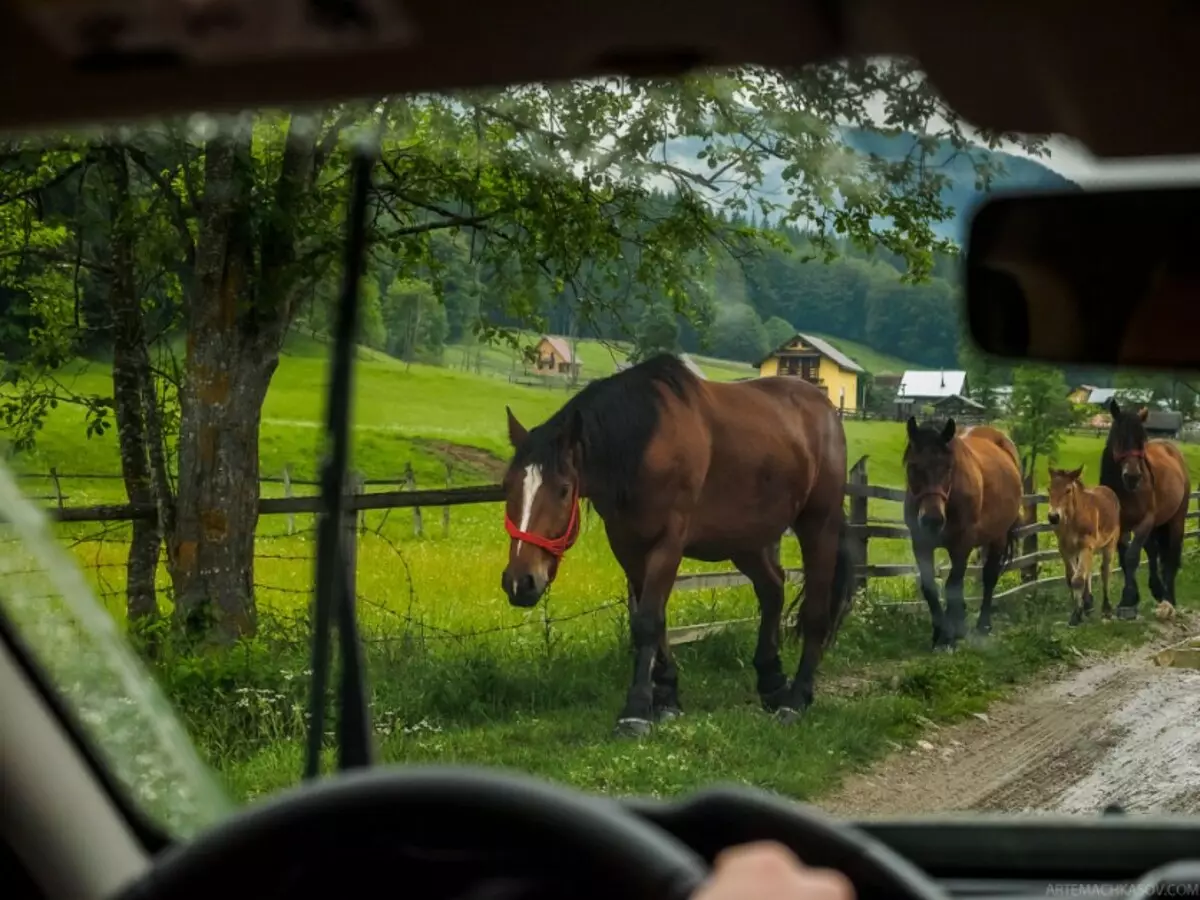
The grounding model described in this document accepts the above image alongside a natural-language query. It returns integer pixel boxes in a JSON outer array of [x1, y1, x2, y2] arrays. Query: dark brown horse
[[500, 354, 855, 736], [903, 419, 1023, 650], [1101, 399, 1191, 620]]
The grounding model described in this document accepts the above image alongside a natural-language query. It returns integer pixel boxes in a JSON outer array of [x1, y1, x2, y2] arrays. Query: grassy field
[[3, 334, 1199, 817]]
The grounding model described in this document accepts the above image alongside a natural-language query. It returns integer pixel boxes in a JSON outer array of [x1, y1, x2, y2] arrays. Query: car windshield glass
[[1, 59, 1198, 840]]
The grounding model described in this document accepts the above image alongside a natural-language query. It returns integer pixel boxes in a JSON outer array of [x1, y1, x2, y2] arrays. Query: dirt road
[[821, 619, 1200, 817]]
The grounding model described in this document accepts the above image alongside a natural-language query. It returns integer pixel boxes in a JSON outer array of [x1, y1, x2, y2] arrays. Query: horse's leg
[[1145, 529, 1166, 603], [1160, 520, 1184, 608], [914, 543, 948, 650], [731, 548, 788, 712], [1099, 543, 1114, 619], [780, 513, 840, 721], [630, 574, 683, 722], [1077, 545, 1097, 622], [977, 542, 1004, 636], [1116, 520, 1153, 620], [615, 541, 682, 738], [942, 549, 970, 647]]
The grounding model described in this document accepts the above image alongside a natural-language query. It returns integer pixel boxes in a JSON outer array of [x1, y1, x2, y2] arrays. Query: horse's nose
[[918, 512, 945, 532], [1122, 472, 1142, 490], [1048, 511, 1061, 526], [502, 569, 546, 608]]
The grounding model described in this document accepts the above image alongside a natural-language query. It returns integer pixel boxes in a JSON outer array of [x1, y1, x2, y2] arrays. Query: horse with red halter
[[1101, 399, 1191, 620], [903, 419, 1023, 650], [500, 354, 856, 736]]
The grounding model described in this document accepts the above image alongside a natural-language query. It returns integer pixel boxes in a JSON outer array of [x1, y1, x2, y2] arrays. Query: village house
[[754, 332, 864, 412], [531, 335, 582, 378], [895, 369, 968, 418]]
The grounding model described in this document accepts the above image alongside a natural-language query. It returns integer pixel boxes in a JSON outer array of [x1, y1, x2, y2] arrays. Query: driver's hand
[[692, 842, 854, 900]]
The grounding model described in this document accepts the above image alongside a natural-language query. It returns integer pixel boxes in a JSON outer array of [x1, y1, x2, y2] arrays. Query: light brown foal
[[1047, 467, 1121, 626]]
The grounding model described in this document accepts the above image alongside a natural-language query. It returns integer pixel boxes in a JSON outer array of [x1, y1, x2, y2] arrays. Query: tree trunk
[[100, 146, 164, 624], [168, 113, 319, 644]]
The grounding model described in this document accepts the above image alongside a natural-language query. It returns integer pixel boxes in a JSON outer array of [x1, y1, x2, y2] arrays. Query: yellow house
[[755, 332, 863, 411], [1068, 384, 1098, 405]]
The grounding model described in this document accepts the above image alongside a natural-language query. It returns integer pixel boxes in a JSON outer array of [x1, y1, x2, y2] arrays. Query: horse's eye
[[559, 483, 571, 499]]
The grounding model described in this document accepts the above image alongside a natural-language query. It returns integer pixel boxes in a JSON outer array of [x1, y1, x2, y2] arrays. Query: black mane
[[510, 353, 695, 510]]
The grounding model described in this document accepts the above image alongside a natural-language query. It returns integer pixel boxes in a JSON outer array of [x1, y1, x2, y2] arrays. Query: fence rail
[[16, 463, 1199, 619]]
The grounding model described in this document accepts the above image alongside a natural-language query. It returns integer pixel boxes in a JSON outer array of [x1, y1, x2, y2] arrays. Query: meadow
[[4, 335, 1199, 816]]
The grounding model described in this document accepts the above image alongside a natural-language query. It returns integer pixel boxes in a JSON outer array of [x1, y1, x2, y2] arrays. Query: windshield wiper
[[305, 143, 377, 779]]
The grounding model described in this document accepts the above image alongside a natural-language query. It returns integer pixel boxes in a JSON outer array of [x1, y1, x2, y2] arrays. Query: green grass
[[4, 332, 1200, 815]]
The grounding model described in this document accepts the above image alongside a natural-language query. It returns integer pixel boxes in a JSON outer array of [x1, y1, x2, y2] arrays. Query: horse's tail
[[788, 510, 858, 650], [1001, 516, 1021, 573]]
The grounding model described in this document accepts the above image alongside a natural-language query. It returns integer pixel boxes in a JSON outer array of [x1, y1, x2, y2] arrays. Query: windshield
[[1, 60, 1198, 838]]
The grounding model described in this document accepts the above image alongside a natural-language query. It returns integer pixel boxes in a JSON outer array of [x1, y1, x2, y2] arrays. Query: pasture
[[5, 337, 1200, 807]]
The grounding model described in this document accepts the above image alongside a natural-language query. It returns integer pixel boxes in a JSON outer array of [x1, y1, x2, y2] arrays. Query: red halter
[[504, 488, 581, 582], [911, 486, 951, 505], [1113, 447, 1145, 462]]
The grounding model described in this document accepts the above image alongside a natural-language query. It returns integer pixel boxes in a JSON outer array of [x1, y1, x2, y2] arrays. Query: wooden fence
[[14, 462, 1200, 644]]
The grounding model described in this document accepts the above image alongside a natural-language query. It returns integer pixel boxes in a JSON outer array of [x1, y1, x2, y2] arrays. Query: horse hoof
[[1068, 615, 1082, 628], [932, 643, 956, 654], [614, 717, 653, 738], [966, 631, 988, 647], [775, 707, 804, 726], [1114, 607, 1139, 622], [655, 707, 683, 723], [1155, 601, 1176, 622], [760, 686, 791, 713]]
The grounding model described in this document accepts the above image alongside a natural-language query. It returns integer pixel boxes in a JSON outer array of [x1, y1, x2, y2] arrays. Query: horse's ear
[[941, 418, 956, 443], [1068, 465, 1085, 482], [906, 416, 918, 441], [506, 406, 528, 449], [1138, 407, 1149, 422], [1108, 397, 1121, 417]]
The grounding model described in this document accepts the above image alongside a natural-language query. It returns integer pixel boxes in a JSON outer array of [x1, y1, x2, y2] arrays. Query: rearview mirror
[[964, 186, 1200, 371]]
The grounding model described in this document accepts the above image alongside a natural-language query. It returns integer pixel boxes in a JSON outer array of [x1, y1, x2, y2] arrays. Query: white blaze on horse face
[[516, 464, 543, 554]]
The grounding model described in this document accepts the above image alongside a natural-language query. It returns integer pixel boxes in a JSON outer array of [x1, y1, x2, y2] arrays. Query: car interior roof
[[0, 0, 1198, 161]]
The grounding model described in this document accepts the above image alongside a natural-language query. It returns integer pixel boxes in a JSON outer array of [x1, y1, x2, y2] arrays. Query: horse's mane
[[1101, 404, 1149, 492], [511, 353, 696, 510]]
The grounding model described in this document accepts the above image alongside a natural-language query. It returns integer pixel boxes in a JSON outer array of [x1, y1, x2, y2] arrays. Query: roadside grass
[[178, 558, 1200, 805]]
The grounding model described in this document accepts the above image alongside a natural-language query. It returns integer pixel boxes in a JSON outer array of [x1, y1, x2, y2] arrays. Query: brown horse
[[1101, 399, 1191, 620], [1047, 466, 1121, 626], [500, 354, 855, 735], [903, 419, 1023, 650]]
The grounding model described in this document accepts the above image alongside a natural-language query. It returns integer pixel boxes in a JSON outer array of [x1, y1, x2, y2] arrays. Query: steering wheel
[[112, 767, 947, 900]]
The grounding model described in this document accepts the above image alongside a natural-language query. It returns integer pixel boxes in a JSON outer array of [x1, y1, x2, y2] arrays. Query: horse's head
[[904, 416, 957, 535], [1106, 399, 1150, 491], [500, 406, 582, 608], [1047, 466, 1085, 526]]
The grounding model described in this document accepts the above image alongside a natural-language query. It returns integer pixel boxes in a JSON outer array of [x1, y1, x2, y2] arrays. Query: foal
[[1047, 467, 1121, 626]]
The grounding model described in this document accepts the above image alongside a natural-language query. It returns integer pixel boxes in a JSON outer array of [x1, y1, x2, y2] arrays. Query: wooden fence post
[[848, 455, 869, 593], [405, 462, 423, 537], [1021, 471, 1039, 584], [352, 470, 366, 534], [282, 464, 295, 535], [49, 466, 64, 515], [443, 463, 453, 537]]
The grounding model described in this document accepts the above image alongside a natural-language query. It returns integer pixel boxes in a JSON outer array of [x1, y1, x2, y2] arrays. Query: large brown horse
[[1101, 399, 1191, 620], [499, 354, 855, 735], [903, 419, 1023, 650]]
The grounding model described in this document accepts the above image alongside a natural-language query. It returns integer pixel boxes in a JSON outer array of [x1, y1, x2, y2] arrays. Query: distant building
[[754, 333, 864, 412], [895, 370, 969, 418], [932, 393, 986, 418], [1074, 386, 1155, 409], [1145, 410, 1183, 438], [532, 335, 581, 378]]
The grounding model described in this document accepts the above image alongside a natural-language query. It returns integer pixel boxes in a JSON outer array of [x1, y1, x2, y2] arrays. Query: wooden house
[[532, 335, 581, 378], [754, 333, 863, 412]]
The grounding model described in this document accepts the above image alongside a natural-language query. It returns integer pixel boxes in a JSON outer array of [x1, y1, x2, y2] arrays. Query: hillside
[[666, 127, 1077, 244], [805, 333, 915, 376]]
